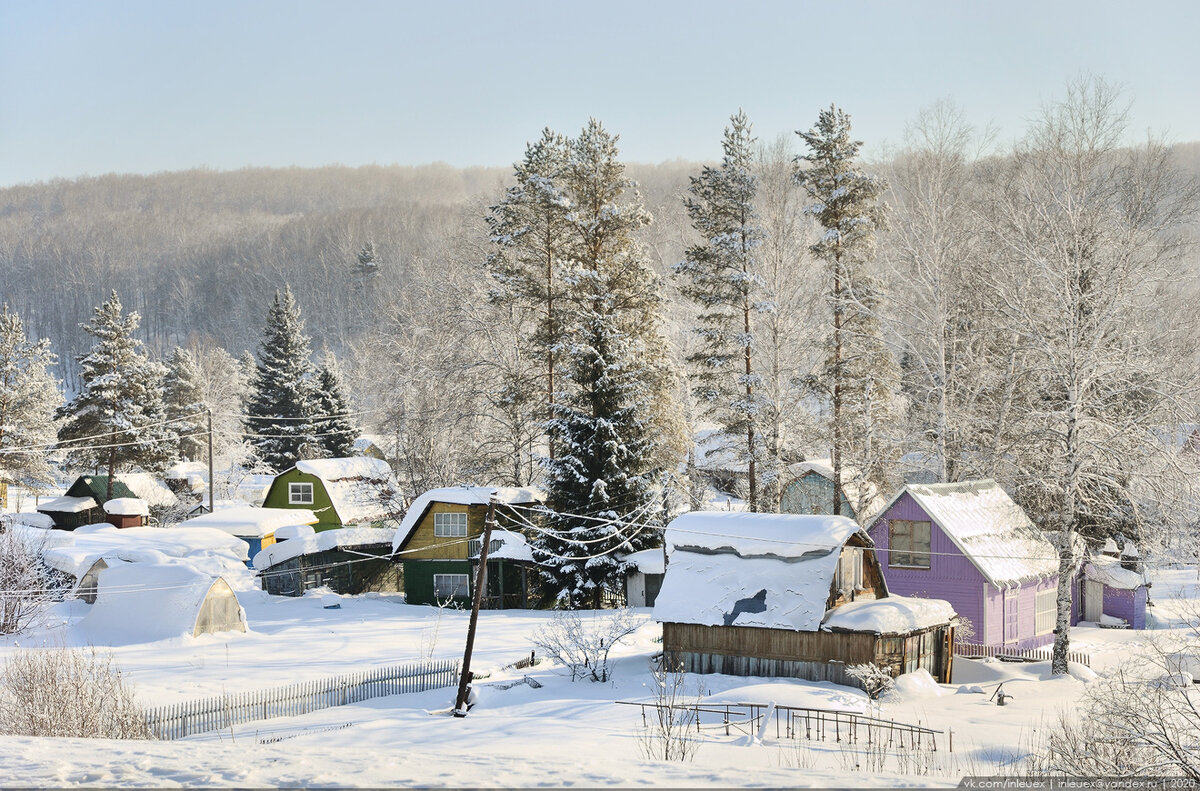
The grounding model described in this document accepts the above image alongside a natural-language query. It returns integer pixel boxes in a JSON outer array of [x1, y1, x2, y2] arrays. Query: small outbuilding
[[655, 512, 957, 689], [103, 497, 149, 528], [254, 526, 399, 597], [81, 563, 247, 643], [38, 474, 178, 529], [262, 457, 405, 530], [779, 459, 886, 523], [1081, 541, 1150, 629], [622, 548, 665, 607], [178, 505, 318, 562]]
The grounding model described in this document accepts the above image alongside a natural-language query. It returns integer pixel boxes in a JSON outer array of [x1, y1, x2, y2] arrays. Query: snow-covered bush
[[0, 647, 151, 739], [638, 660, 703, 762], [0, 523, 55, 635], [530, 608, 638, 682], [846, 662, 895, 700]]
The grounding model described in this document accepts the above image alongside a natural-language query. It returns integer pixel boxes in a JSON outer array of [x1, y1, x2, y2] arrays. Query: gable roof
[[870, 479, 1058, 587], [783, 459, 887, 523], [290, 457, 405, 525], [653, 511, 873, 632], [391, 485, 544, 552], [66, 474, 178, 508]]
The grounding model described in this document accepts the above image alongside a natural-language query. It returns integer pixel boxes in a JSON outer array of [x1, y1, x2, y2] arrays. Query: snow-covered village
[[2, 2, 1200, 788]]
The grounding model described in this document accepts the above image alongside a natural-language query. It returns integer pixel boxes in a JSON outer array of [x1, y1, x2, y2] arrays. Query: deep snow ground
[[0, 567, 1196, 787]]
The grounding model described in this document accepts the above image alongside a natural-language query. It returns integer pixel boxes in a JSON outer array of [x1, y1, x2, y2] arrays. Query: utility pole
[[206, 409, 215, 514], [454, 496, 497, 716]]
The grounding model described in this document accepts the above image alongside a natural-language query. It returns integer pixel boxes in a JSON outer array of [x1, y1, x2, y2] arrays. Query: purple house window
[[889, 519, 930, 568]]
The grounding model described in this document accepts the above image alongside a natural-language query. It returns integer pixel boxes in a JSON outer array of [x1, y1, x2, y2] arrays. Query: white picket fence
[[145, 658, 459, 740]]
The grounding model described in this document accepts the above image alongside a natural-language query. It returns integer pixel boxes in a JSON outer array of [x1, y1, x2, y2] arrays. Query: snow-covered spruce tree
[[535, 120, 679, 607], [312, 352, 358, 459], [980, 77, 1199, 675], [485, 128, 573, 460], [795, 106, 900, 519], [162, 347, 206, 462], [57, 291, 174, 496], [245, 286, 316, 472], [675, 111, 771, 511], [0, 306, 60, 491]]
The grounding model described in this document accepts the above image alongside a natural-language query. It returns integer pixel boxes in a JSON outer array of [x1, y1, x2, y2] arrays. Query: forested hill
[[0, 160, 700, 391]]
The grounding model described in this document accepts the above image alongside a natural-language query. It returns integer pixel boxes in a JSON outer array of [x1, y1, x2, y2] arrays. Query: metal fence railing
[[145, 658, 459, 740]]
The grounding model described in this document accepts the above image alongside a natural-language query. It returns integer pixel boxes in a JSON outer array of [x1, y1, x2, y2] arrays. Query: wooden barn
[[261, 457, 405, 531], [866, 480, 1063, 650], [655, 512, 957, 689], [392, 486, 543, 608]]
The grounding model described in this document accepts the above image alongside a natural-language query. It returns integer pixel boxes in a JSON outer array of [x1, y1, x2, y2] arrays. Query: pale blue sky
[[1, 0, 1197, 186]]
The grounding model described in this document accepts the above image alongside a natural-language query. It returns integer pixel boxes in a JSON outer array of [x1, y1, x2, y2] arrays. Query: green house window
[[433, 573, 470, 599], [889, 519, 931, 568], [434, 512, 468, 538], [289, 482, 314, 505]]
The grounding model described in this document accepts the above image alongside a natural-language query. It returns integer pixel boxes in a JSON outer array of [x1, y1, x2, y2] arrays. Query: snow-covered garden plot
[[0, 564, 1195, 786]]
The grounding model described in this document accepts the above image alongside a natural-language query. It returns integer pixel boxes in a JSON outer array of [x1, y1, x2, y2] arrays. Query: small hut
[[622, 548, 665, 607], [179, 505, 318, 562], [655, 512, 957, 688], [82, 563, 246, 642], [1081, 541, 1150, 629], [103, 497, 149, 528], [254, 526, 399, 597]]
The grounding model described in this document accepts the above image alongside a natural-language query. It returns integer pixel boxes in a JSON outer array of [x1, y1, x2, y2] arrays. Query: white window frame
[[889, 520, 931, 568], [288, 482, 314, 505], [1035, 589, 1056, 635], [433, 573, 470, 600], [1004, 588, 1020, 643], [433, 511, 468, 538]]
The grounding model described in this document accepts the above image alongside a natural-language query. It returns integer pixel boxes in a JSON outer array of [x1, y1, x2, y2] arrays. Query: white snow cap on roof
[[115, 473, 178, 507], [1121, 542, 1139, 558], [654, 511, 867, 632], [880, 480, 1058, 587], [253, 526, 396, 570], [484, 529, 535, 562], [273, 523, 316, 541], [37, 495, 97, 514], [103, 497, 149, 516], [622, 547, 665, 576], [822, 595, 956, 634], [180, 506, 318, 538], [392, 485, 544, 552], [293, 457, 405, 525], [1085, 555, 1147, 591], [39, 524, 250, 581]]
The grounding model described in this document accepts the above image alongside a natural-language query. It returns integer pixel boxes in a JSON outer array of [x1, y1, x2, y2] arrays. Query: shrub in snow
[[638, 660, 703, 762], [0, 525, 56, 635], [0, 647, 151, 739], [845, 662, 895, 700], [531, 608, 638, 682]]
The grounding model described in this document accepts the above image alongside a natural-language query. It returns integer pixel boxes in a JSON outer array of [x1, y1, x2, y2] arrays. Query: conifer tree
[[312, 352, 358, 458], [163, 347, 206, 462], [245, 286, 315, 472], [0, 305, 60, 489], [485, 128, 572, 459], [58, 291, 174, 496], [675, 111, 770, 511], [534, 120, 679, 607], [796, 106, 898, 518]]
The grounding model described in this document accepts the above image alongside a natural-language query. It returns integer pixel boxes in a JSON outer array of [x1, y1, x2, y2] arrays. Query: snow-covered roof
[[81, 564, 245, 643], [37, 495, 98, 514], [621, 547, 665, 576], [1085, 555, 1147, 591], [39, 523, 250, 581], [164, 461, 208, 479], [103, 497, 149, 516], [112, 473, 178, 507], [253, 527, 396, 570], [821, 595, 956, 634], [180, 506, 318, 538], [8, 512, 54, 529], [484, 529, 535, 562], [653, 511, 869, 632], [872, 480, 1058, 587], [293, 457, 405, 525], [274, 523, 316, 541], [392, 485, 544, 552], [784, 458, 888, 523]]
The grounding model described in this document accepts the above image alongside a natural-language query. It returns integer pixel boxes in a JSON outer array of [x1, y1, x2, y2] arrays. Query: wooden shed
[[655, 512, 957, 689], [254, 526, 400, 597]]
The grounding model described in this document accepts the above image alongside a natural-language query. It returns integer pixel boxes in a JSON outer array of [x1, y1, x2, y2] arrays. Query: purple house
[[1081, 542, 1149, 629], [867, 480, 1062, 650]]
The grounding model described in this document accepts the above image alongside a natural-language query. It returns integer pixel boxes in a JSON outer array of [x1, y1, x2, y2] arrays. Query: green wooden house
[[261, 457, 405, 532], [37, 473, 178, 530], [392, 486, 543, 608]]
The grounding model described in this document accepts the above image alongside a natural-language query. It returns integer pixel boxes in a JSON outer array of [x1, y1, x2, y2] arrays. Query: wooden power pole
[[454, 496, 497, 716], [206, 409, 215, 514]]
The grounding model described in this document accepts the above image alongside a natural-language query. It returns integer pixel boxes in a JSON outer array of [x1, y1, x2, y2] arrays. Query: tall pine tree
[[485, 128, 572, 460], [675, 111, 770, 511], [796, 106, 899, 519], [246, 286, 316, 472], [535, 120, 679, 607], [312, 352, 358, 458], [163, 347, 207, 462], [58, 291, 174, 496], [0, 305, 60, 489]]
